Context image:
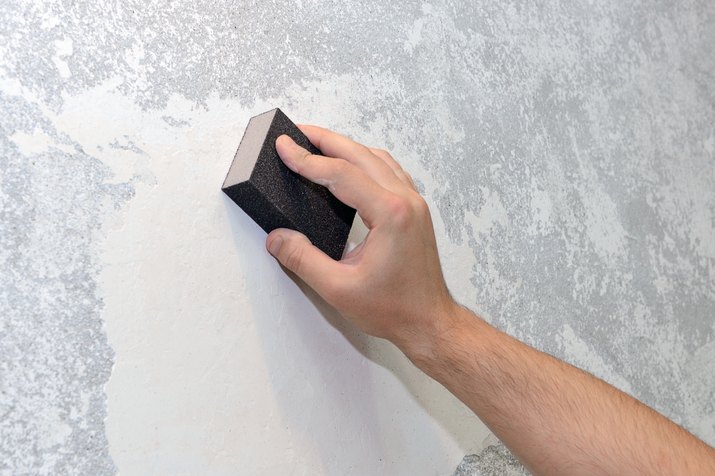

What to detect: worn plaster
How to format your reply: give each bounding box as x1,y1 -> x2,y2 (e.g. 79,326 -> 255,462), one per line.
1,0 -> 714,475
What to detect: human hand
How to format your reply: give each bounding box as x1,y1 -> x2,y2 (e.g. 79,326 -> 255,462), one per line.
266,126 -> 456,349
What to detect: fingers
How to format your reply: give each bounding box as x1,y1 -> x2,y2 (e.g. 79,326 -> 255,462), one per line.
368,147 -> 417,189
298,124 -> 404,190
367,147 -> 402,171
266,229 -> 347,296
276,135 -> 393,226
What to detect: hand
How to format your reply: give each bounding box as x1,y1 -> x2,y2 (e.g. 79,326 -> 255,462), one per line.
266,126 -> 456,349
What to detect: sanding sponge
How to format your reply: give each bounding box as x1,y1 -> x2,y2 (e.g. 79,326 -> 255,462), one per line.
222,108 -> 356,260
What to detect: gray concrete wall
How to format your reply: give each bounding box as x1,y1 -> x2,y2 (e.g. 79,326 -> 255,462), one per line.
1,1 -> 713,474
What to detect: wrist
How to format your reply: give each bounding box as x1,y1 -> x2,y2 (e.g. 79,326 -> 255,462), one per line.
393,299 -> 482,372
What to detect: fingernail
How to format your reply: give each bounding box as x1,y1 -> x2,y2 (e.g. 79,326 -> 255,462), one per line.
268,236 -> 283,256
276,136 -> 299,172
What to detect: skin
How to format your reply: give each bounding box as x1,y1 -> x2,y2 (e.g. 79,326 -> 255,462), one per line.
265,127 -> 715,476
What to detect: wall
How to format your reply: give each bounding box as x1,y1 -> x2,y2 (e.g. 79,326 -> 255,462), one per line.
1,1 -> 714,475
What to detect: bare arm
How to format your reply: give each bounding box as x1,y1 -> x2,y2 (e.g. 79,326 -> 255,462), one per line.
400,305 -> 715,475
266,127 -> 715,475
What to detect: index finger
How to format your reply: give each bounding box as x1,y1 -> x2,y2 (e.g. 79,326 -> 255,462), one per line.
276,135 -> 394,228
297,124 -> 403,189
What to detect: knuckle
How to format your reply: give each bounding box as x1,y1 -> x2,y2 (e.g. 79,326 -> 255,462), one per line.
297,151 -> 316,167
331,158 -> 351,176
386,195 -> 412,226
295,147 -> 312,160
325,159 -> 351,184
290,150 -> 310,174
384,193 -> 429,228
282,241 -> 305,273
410,193 -> 429,215
374,148 -> 394,160
396,170 -> 412,186
304,152 -> 319,162
293,152 -> 321,177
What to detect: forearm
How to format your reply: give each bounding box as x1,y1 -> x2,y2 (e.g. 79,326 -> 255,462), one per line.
396,304 -> 715,476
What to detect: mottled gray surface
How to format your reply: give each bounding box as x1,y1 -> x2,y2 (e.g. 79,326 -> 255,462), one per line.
0,94 -> 132,473
453,445 -> 529,476
1,0 -> 714,474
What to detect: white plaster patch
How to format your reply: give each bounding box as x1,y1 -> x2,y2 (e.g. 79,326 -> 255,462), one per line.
40,15 -> 61,30
47,75 -> 490,474
462,191 -> 521,327
565,129 -> 630,264
52,38 -> 73,79
51,78 -> 156,185
9,128 -> 75,155
35,406 -> 72,450
526,176 -> 554,236
688,195 -> 715,261
412,159 -> 481,312
124,41 -> 150,96
471,187 -> 509,234
582,186 -> 628,260
403,4 -> 434,54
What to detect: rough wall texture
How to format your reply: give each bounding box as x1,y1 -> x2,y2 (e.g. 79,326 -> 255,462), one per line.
1,0 -> 714,475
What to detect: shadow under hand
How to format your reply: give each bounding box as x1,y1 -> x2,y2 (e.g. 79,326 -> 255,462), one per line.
224,197 -> 481,471
289,262 -> 483,464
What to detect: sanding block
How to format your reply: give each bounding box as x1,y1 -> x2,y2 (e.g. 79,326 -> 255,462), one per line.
222,108 -> 356,260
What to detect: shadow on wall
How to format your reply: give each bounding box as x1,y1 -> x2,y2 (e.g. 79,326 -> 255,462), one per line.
222,195 -> 479,470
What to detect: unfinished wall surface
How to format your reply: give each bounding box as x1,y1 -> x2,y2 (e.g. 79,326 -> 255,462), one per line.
1,1 -> 714,474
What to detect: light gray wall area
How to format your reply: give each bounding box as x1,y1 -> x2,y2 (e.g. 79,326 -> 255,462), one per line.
0,95 -> 131,474
1,0 -> 713,475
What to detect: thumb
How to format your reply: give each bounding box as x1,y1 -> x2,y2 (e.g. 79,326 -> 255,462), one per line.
266,229 -> 343,293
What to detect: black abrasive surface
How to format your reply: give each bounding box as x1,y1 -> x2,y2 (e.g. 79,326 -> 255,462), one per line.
222,109 -> 356,260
